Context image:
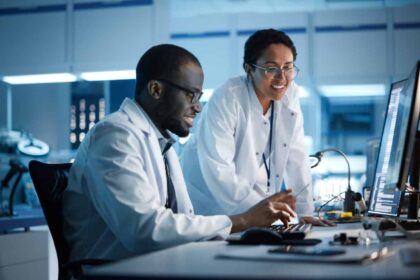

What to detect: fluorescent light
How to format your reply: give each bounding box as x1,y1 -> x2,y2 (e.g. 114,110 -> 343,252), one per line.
318,84 -> 386,97
3,73 -> 77,85
200,89 -> 214,102
80,70 -> 135,81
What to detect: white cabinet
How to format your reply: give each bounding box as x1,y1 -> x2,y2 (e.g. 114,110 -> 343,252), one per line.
0,1 -> 68,76
0,230 -> 49,280
73,1 -> 155,72
0,0 -> 169,76
313,9 -> 388,84
393,6 -> 420,77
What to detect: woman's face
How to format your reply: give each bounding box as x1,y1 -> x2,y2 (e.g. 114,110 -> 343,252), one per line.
248,43 -> 295,110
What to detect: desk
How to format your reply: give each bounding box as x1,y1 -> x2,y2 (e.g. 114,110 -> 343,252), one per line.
0,205 -> 45,232
85,223 -> 420,280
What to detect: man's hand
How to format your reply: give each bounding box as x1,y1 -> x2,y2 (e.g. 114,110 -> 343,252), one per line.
299,216 -> 336,227
229,190 -> 297,233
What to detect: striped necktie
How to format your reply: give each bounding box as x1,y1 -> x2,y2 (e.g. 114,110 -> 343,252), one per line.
162,143 -> 178,213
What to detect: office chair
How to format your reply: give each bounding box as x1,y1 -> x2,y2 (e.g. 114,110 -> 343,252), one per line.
28,160 -> 110,280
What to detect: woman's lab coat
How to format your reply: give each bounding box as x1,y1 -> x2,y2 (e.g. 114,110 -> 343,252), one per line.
181,76 -> 314,217
63,98 -> 231,261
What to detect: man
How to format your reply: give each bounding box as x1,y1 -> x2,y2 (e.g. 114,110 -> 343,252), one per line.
181,29 -> 333,226
63,44 -> 296,262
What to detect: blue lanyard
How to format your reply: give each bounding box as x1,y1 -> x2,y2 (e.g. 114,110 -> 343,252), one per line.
262,101 -> 274,194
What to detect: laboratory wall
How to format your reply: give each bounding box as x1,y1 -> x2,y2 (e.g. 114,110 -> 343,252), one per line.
0,2 -> 419,155
170,5 -> 420,153
0,0 -> 169,154
0,83 -> 7,127
0,2 -> 420,279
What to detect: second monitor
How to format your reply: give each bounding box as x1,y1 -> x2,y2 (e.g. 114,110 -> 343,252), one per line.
368,61 -> 420,219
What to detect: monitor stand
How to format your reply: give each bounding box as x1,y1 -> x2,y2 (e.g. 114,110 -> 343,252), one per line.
407,132 -> 420,220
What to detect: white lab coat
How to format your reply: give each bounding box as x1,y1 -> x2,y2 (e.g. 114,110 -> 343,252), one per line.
63,98 -> 231,261
181,76 -> 314,217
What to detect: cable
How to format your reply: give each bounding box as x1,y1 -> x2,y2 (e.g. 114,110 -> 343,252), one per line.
310,147 -> 355,213
0,159 -> 28,216
316,191 -> 346,219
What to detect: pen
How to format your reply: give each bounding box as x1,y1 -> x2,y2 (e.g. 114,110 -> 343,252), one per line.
294,183 -> 310,198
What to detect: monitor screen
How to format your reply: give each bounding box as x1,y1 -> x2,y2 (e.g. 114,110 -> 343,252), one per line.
368,61 -> 420,216
368,80 -> 406,216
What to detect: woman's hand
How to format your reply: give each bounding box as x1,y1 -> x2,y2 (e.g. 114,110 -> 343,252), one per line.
299,216 -> 336,227
229,190 -> 297,233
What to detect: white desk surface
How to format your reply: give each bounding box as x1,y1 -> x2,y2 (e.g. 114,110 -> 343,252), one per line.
85,222 -> 420,280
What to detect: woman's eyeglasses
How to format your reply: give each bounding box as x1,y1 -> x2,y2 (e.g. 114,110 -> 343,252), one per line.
252,64 -> 299,80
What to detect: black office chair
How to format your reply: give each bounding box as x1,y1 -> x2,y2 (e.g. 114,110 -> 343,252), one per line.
28,160 -> 110,280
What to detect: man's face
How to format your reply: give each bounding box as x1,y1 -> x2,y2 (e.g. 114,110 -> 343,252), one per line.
159,62 -> 203,137
249,43 -> 295,105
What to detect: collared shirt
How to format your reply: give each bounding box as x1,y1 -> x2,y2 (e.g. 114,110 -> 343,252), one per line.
63,98 -> 231,262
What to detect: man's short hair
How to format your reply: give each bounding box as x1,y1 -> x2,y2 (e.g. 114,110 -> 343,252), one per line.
135,44 -> 201,95
243,29 -> 297,71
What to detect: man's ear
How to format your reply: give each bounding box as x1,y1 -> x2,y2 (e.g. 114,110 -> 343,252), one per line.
147,80 -> 163,100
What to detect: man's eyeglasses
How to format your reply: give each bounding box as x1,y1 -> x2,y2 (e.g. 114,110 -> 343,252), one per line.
252,64 -> 299,80
157,78 -> 203,104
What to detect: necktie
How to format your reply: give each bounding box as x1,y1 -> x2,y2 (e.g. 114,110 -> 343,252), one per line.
162,146 -> 178,213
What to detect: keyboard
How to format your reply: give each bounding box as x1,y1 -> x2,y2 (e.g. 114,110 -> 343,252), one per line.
398,220 -> 420,231
370,219 -> 420,231
269,223 -> 312,240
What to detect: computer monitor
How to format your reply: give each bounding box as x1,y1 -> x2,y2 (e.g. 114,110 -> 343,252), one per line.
396,63 -> 420,194
368,61 -> 420,217
368,79 -> 407,216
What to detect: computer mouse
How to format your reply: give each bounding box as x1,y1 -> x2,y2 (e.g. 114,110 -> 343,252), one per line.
240,227 -> 284,245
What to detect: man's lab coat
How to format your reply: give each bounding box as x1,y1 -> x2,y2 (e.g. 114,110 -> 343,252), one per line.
64,98 -> 231,261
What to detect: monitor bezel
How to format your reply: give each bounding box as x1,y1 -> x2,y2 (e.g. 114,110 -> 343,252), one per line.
397,61 -> 420,192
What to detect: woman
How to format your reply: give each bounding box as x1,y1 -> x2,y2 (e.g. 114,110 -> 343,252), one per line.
181,29 -> 332,226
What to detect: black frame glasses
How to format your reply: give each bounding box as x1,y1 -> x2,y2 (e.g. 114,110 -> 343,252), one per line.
156,78 -> 203,104
252,64 -> 299,80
